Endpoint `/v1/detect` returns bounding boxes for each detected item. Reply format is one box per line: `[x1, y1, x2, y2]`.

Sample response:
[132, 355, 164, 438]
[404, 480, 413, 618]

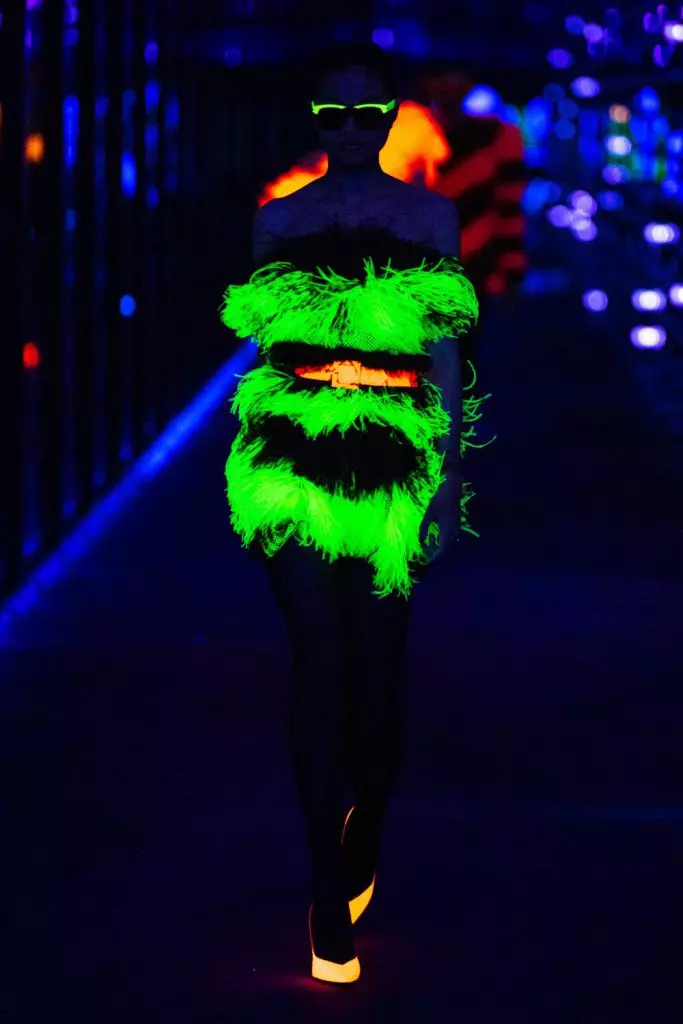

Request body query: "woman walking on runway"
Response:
[220, 41, 482, 984]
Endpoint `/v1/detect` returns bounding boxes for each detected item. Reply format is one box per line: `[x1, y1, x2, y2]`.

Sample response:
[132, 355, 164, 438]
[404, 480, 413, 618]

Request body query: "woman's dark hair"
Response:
[308, 41, 398, 100]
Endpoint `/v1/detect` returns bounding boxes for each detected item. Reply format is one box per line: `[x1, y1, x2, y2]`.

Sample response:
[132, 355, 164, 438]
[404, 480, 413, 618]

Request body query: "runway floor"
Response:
[2, 295, 682, 1022]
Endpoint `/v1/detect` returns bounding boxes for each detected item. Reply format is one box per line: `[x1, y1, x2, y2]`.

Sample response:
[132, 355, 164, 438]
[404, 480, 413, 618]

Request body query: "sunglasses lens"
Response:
[353, 108, 385, 129]
[316, 109, 347, 130]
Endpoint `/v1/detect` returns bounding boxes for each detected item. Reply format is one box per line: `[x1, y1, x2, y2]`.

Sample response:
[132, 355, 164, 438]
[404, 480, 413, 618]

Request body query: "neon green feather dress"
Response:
[220, 225, 485, 599]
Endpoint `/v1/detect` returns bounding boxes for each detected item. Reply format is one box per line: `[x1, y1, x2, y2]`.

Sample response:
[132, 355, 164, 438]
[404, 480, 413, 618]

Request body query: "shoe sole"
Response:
[309, 905, 361, 984]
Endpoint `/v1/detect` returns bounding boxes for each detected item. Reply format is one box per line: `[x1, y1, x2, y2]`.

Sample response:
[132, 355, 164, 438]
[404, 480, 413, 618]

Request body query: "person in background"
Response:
[418, 67, 527, 377]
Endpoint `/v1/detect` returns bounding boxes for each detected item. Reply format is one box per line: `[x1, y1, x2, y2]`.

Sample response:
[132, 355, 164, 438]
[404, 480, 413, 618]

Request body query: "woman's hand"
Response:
[418, 470, 462, 565]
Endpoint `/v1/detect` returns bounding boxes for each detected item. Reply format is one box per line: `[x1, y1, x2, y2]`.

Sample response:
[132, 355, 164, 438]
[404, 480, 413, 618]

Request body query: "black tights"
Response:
[259, 539, 414, 905]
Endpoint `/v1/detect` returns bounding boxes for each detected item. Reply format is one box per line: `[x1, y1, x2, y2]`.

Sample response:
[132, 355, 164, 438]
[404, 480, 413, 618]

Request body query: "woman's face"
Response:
[312, 65, 397, 168]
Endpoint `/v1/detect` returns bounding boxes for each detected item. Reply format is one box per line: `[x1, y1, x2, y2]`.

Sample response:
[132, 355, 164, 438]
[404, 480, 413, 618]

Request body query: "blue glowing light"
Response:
[667, 134, 683, 154]
[635, 87, 660, 112]
[120, 295, 136, 317]
[547, 48, 573, 69]
[95, 97, 109, 118]
[598, 190, 624, 210]
[583, 290, 608, 312]
[371, 27, 395, 48]
[121, 152, 137, 196]
[165, 96, 180, 131]
[558, 98, 578, 118]
[565, 15, 584, 34]
[554, 119, 576, 140]
[603, 165, 628, 184]
[571, 76, 600, 98]
[63, 95, 80, 169]
[146, 186, 160, 209]
[523, 178, 561, 213]
[0, 350, 254, 646]
[669, 284, 683, 307]
[65, 209, 77, 231]
[145, 41, 159, 64]
[583, 23, 604, 43]
[224, 46, 242, 66]
[463, 86, 500, 116]
[145, 81, 161, 110]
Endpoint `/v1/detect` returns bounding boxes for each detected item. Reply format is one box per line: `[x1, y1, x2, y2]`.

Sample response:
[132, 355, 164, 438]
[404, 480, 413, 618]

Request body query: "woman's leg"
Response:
[336, 557, 414, 890]
[259, 540, 354, 962]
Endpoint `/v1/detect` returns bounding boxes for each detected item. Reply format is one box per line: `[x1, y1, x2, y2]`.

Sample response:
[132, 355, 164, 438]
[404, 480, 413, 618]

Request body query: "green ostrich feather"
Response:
[225, 433, 451, 599]
[230, 363, 489, 458]
[221, 257, 479, 355]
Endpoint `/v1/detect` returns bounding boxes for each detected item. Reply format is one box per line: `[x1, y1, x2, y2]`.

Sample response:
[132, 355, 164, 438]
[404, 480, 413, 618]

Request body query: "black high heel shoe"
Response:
[308, 900, 361, 984]
[341, 805, 377, 925]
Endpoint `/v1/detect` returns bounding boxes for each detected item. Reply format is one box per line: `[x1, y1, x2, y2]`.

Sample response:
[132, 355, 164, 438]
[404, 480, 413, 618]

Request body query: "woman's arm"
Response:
[422, 196, 463, 468]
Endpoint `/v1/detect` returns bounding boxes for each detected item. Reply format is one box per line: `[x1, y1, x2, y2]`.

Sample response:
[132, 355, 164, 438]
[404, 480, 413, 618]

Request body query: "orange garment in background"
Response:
[256, 100, 526, 298]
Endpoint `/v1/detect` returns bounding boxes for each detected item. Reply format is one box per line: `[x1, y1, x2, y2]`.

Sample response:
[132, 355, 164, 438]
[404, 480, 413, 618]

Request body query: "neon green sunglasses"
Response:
[311, 98, 397, 130]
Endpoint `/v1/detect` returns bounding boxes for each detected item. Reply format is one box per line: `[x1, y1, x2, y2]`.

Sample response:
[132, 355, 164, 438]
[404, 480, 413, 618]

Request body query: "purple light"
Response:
[603, 166, 630, 184]
[26, 0, 43, 8]
[653, 43, 671, 66]
[643, 12, 660, 32]
[668, 284, 683, 306]
[574, 221, 598, 241]
[547, 205, 572, 227]
[371, 27, 395, 48]
[664, 22, 683, 41]
[583, 23, 605, 43]
[630, 326, 666, 350]
[571, 76, 600, 98]
[583, 290, 608, 312]
[548, 48, 573, 69]
[644, 222, 680, 245]
[569, 190, 597, 214]
[632, 288, 667, 311]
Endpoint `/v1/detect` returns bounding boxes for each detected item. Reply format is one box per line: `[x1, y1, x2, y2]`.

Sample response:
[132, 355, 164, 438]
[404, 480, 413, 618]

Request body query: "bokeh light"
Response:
[644, 223, 680, 245]
[630, 326, 666, 349]
[583, 290, 608, 311]
[632, 289, 667, 312]
[571, 76, 600, 98]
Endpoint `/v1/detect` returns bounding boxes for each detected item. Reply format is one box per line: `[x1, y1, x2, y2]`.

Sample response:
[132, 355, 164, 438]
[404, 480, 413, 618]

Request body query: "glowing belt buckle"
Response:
[331, 359, 362, 389]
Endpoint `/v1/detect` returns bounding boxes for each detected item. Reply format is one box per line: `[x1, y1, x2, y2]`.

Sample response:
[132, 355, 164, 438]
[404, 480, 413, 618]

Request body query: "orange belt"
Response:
[294, 359, 419, 390]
